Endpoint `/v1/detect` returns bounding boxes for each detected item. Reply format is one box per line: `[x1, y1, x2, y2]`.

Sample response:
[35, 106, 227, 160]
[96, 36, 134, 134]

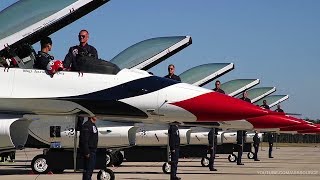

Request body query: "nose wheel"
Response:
[97, 168, 115, 180]
[201, 157, 210, 167]
[162, 162, 171, 174]
[228, 153, 237, 162]
[31, 154, 49, 174]
[247, 151, 254, 159]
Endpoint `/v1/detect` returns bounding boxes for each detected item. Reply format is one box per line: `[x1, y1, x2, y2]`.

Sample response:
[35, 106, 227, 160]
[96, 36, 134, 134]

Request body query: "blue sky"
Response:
[1, 0, 319, 119]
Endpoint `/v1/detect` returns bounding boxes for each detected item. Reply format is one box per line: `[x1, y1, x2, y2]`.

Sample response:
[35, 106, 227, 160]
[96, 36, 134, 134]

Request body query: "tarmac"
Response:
[0, 146, 320, 180]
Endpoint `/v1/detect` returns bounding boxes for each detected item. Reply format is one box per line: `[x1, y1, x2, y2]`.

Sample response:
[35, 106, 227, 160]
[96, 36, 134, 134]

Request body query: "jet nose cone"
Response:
[171, 92, 268, 121]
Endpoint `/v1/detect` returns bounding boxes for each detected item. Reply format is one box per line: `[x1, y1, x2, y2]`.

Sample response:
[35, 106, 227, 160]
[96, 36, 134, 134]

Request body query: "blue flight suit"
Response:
[253, 133, 260, 161]
[208, 128, 218, 171]
[169, 124, 180, 180]
[268, 133, 274, 158]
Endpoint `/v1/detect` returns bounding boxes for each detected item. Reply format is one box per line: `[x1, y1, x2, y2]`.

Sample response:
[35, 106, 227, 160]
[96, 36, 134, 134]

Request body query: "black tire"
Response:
[162, 162, 171, 174]
[201, 157, 210, 167]
[31, 154, 50, 174]
[97, 168, 115, 180]
[51, 169, 64, 174]
[106, 152, 113, 167]
[228, 154, 237, 163]
[247, 152, 254, 159]
[113, 152, 124, 166]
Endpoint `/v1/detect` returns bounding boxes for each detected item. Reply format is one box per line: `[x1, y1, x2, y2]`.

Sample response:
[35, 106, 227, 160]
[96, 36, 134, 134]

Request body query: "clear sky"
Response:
[1, 0, 319, 119]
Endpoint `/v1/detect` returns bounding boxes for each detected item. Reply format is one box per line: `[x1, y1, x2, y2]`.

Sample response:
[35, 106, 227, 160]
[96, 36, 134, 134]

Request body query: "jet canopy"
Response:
[255, 95, 289, 108]
[243, 87, 276, 103]
[221, 79, 260, 97]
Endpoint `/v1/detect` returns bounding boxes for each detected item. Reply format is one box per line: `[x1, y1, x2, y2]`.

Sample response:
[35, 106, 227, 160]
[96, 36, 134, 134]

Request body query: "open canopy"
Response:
[243, 87, 276, 103]
[220, 79, 260, 97]
[0, 0, 110, 53]
[110, 36, 192, 70]
[255, 95, 289, 108]
[179, 63, 234, 86]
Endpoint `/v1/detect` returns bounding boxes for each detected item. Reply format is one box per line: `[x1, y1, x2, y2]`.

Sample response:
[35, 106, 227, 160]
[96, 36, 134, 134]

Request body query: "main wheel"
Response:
[31, 154, 50, 174]
[97, 168, 115, 180]
[201, 157, 210, 167]
[247, 152, 254, 159]
[106, 152, 113, 167]
[113, 151, 124, 166]
[162, 162, 171, 174]
[228, 154, 237, 163]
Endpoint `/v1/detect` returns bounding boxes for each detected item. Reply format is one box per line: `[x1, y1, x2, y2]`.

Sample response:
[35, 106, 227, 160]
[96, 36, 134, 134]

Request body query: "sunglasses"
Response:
[78, 35, 86, 38]
[168, 68, 174, 70]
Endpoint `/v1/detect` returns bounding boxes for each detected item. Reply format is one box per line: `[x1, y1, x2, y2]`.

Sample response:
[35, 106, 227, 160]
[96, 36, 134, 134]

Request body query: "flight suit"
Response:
[164, 74, 181, 82]
[34, 51, 54, 70]
[240, 97, 251, 103]
[268, 133, 274, 158]
[253, 133, 260, 161]
[208, 128, 218, 171]
[63, 44, 98, 71]
[79, 119, 98, 180]
[169, 124, 180, 180]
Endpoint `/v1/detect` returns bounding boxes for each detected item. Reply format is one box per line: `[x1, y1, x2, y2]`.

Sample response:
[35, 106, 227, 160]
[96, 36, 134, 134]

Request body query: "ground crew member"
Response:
[268, 132, 274, 158]
[164, 64, 181, 82]
[253, 131, 260, 161]
[236, 130, 245, 165]
[213, 80, 225, 94]
[275, 104, 284, 112]
[208, 128, 218, 171]
[240, 91, 251, 103]
[260, 100, 270, 109]
[64, 29, 99, 71]
[168, 122, 181, 180]
[34, 37, 54, 70]
[79, 116, 98, 180]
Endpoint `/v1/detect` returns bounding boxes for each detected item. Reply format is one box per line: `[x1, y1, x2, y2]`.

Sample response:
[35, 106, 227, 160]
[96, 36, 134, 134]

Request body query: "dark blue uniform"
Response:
[79, 119, 98, 180]
[240, 97, 251, 103]
[164, 74, 181, 82]
[260, 104, 270, 109]
[34, 51, 54, 70]
[267, 133, 274, 158]
[275, 108, 284, 112]
[63, 44, 98, 71]
[168, 125, 180, 180]
[213, 88, 225, 94]
[208, 128, 218, 171]
[236, 130, 245, 165]
[253, 133, 260, 161]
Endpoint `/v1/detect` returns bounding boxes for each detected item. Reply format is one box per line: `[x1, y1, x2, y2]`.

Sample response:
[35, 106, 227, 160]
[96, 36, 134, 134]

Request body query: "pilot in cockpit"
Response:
[34, 37, 54, 70]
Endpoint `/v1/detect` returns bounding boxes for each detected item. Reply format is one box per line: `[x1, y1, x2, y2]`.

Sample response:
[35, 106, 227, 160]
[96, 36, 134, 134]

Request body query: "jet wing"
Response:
[0, 0, 110, 52]
[244, 87, 276, 103]
[179, 63, 234, 86]
[110, 36, 192, 70]
[255, 95, 289, 108]
[221, 79, 260, 97]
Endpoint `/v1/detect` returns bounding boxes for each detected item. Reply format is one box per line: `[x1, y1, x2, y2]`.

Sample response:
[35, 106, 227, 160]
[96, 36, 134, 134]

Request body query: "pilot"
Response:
[34, 37, 54, 70]
[164, 64, 181, 82]
[260, 100, 270, 109]
[79, 116, 99, 180]
[63, 29, 98, 71]
[253, 131, 260, 161]
[267, 132, 274, 158]
[213, 80, 225, 94]
[240, 91, 251, 103]
[208, 128, 218, 171]
[236, 130, 245, 165]
[168, 121, 181, 180]
[275, 104, 284, 112]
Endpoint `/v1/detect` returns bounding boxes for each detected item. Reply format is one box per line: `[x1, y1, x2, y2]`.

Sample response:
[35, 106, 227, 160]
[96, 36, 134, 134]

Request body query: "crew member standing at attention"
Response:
[164, 64, 181, 82]
[253, 131, 260, 161]
[260, 100, 270, 109]
[34, 37, 54, 70]
[208, 128, 218, 171]
[267, 132, 274, 158]
[240, 91, 251, 103]
[79, 116, 98, 180]
[275, 104, 284, 112]
[169, 121, 181, 180]
[236, 130, 244, 165]
[213, 80, 225, 94]
[64, 29, 99, 71]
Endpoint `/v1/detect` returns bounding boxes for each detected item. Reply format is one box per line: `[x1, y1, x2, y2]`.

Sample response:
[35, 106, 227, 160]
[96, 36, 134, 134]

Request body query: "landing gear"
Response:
[112, 151, 124, 166]
[97, 168, 115, 180]
[162, 162, 171, 174]
[31, 154, 50, 174]
[106, 152, 113, 167]
[201, 156, 210, 167]
[247, 151, 254, 159]
[228, 153, 237, 162]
